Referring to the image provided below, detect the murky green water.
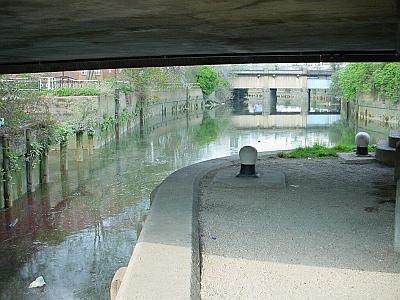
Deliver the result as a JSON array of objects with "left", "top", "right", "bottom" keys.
[{"left": 0, "top": 107, "right": 347, "bottom": 299}]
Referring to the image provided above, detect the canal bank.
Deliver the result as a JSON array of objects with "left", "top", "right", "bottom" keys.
[{"left": 113, "top": 155, "right": 400, "bottom": 299}]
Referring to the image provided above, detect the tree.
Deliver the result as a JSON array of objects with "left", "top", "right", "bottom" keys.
[{"left": 196, "top": 66, "right": 220, "bottom": 98}]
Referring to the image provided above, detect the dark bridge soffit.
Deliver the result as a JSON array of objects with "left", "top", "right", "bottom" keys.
[{"left": 0, "top": 0, "right": 399, "bottom": 74}]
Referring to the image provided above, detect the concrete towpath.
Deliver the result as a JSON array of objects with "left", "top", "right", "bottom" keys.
[{"left": 199, "top": 157, "right": 400, "bottom": 299}]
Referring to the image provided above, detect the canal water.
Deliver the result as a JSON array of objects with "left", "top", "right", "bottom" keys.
[{"left": 0, "top": 107, "right": 346, "bottom": 299}]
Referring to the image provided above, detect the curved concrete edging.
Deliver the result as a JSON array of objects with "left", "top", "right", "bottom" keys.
[
  {"left": 115, "top": 157, "right": 235, "bottom": 300},
  {"left": 114, "top": 151, "right": 282, "bottom": 299}
]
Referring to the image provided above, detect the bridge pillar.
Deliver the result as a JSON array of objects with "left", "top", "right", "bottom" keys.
[
  {"left": 300, "top": 89, "right": 310, "bottom": 115},
  {"left": 270, "top": 88, "right": 277, "bottom": 114},
  {"left": 262, "top": 89, "right": 277, "bottom": 115}
]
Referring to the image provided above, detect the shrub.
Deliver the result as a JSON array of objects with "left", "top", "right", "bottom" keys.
[{"left": 45, "top": 87, "right": 100, "bottom": 97}]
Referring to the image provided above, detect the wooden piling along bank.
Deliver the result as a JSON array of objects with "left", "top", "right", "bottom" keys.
[
  {"left": 2, "top": 135, "right": 11, "bottom": 208},
  {"left": 25, "top": 129, "right": 34, "bottom": 193}
]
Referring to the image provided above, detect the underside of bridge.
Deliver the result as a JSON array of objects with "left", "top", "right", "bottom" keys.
[{"left": 0, "top": 0, "right": 399, "bottom": 73}]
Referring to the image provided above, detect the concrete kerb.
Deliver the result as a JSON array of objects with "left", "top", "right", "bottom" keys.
[{"left": 113, "top": 156, "right": 236, "bottom": 300}]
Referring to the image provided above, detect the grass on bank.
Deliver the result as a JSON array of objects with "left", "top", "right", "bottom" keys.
[{"left": 277, "top": 144, "right": 376, "bottom": 158}]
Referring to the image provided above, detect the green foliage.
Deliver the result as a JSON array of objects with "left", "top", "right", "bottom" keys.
[
  {"left": 373, "top": 63, "right": 400, "bottom": 102},
  {"left": 41, "top": 87, "right": 100, "bottom": 97},
  {"left": 100, "top": 113, "right": 115, "bottom": 132},
  {"left": 336, "top": 63, "right": 400, "bottom": 103},
  {"left": 337, "top": 63, "right": 379, "bottom": 102},
  {"left": 278, "top": 143, "right": 376, "bottom": 159},
  {"left": 28, "top": 142, "right": 45, "bottom": 168},
  {"left": 196, "top": 66, "right": 220, "bottom": 97},
  {"left": 9, "top": 151, "right": 22, "bottom": 172},
  {"left": 70, "top": 100, "right": 98, "bottom": 133},
  {"left": 119, "top": 109, "right": 135, "bottom": 124},
  {"left": 99, "top": 79, "right": 134, "bottom": 96},
  {"left": 333, "top": 144, "right": 355, "bottom": 152},
  {"left": 277, "top": 144, "right": 338, "bottom": 158},
  {"left": 55, "top": 124, "right": 74, "bottom": 144}
]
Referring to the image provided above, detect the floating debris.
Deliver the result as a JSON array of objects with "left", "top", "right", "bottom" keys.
[
  {"left": 8, "top": 218, "right": 18, "bottom": 228},
  {"left": 29, "top": 276, "right": 46, "bottom": 288}
]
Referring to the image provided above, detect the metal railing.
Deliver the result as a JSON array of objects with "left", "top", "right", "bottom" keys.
[
  {"left": 0, "top": 77, "right": 101, "bottom": 91},
  {"left": 1, "top": 78, "right": 200, "bottom": 92},
  {"left": 40, "top": 77, "right": 100, "bottom": 90}
]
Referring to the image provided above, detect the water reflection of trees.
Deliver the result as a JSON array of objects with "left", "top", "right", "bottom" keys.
[
  {"left": 328, "top": 121, "right": 355, "bottom": 145},
  {"left": 194, "top": 113, "right": 221, "bottom": 145}
]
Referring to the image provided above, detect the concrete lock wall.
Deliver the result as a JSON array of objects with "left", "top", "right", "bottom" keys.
[
  {"left": 146, "top": 87, "right": 203, "bottom": 117},
  {"left": 45, "top": 87, "right": 203, "bottom": 124},
  {"left": 44, "top": 86, "right": 204, "bottom": 150},
  {"left": 342, "top": 93, "right": 400, "bottom": 127},
  {"left": 45, "top": 93, "right": 133, "bottom": 123}
]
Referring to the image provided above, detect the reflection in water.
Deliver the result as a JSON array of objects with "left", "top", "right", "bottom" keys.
[
  {"left": 194, "top": 112, "right": 225, "bottom": 145},
  {"left": 328, "top": 118, "right": 395, "bottom": 146},
  {"left": 0, "top": 108, "right": 343, "bottom": 299},
  {"left": 328, "top": 120, "right": 356, "bottom": 145}
]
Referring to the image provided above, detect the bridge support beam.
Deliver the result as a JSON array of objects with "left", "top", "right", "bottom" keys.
[{"left": 300, "top": 89, "right": 310, "bottom": 115}]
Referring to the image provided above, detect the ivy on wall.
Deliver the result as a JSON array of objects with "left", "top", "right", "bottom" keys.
[
  {"left": 335, "top": 63, "right": 400, "bottom": 103},
  {"left": 373, "top": 63, "right": 400, "bottom": 103}
]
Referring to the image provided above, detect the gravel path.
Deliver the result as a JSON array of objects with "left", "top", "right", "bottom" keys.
[{"left": 199, "top": 157, "right": 400, "bottom": 299}]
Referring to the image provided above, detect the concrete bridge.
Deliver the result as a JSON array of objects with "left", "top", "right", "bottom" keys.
[
  {"left": 230, "top": 68, "right": 332, "bottom": 89},
  {"left": 229, "top": 68, "right": 338, "bottom": 116}
]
